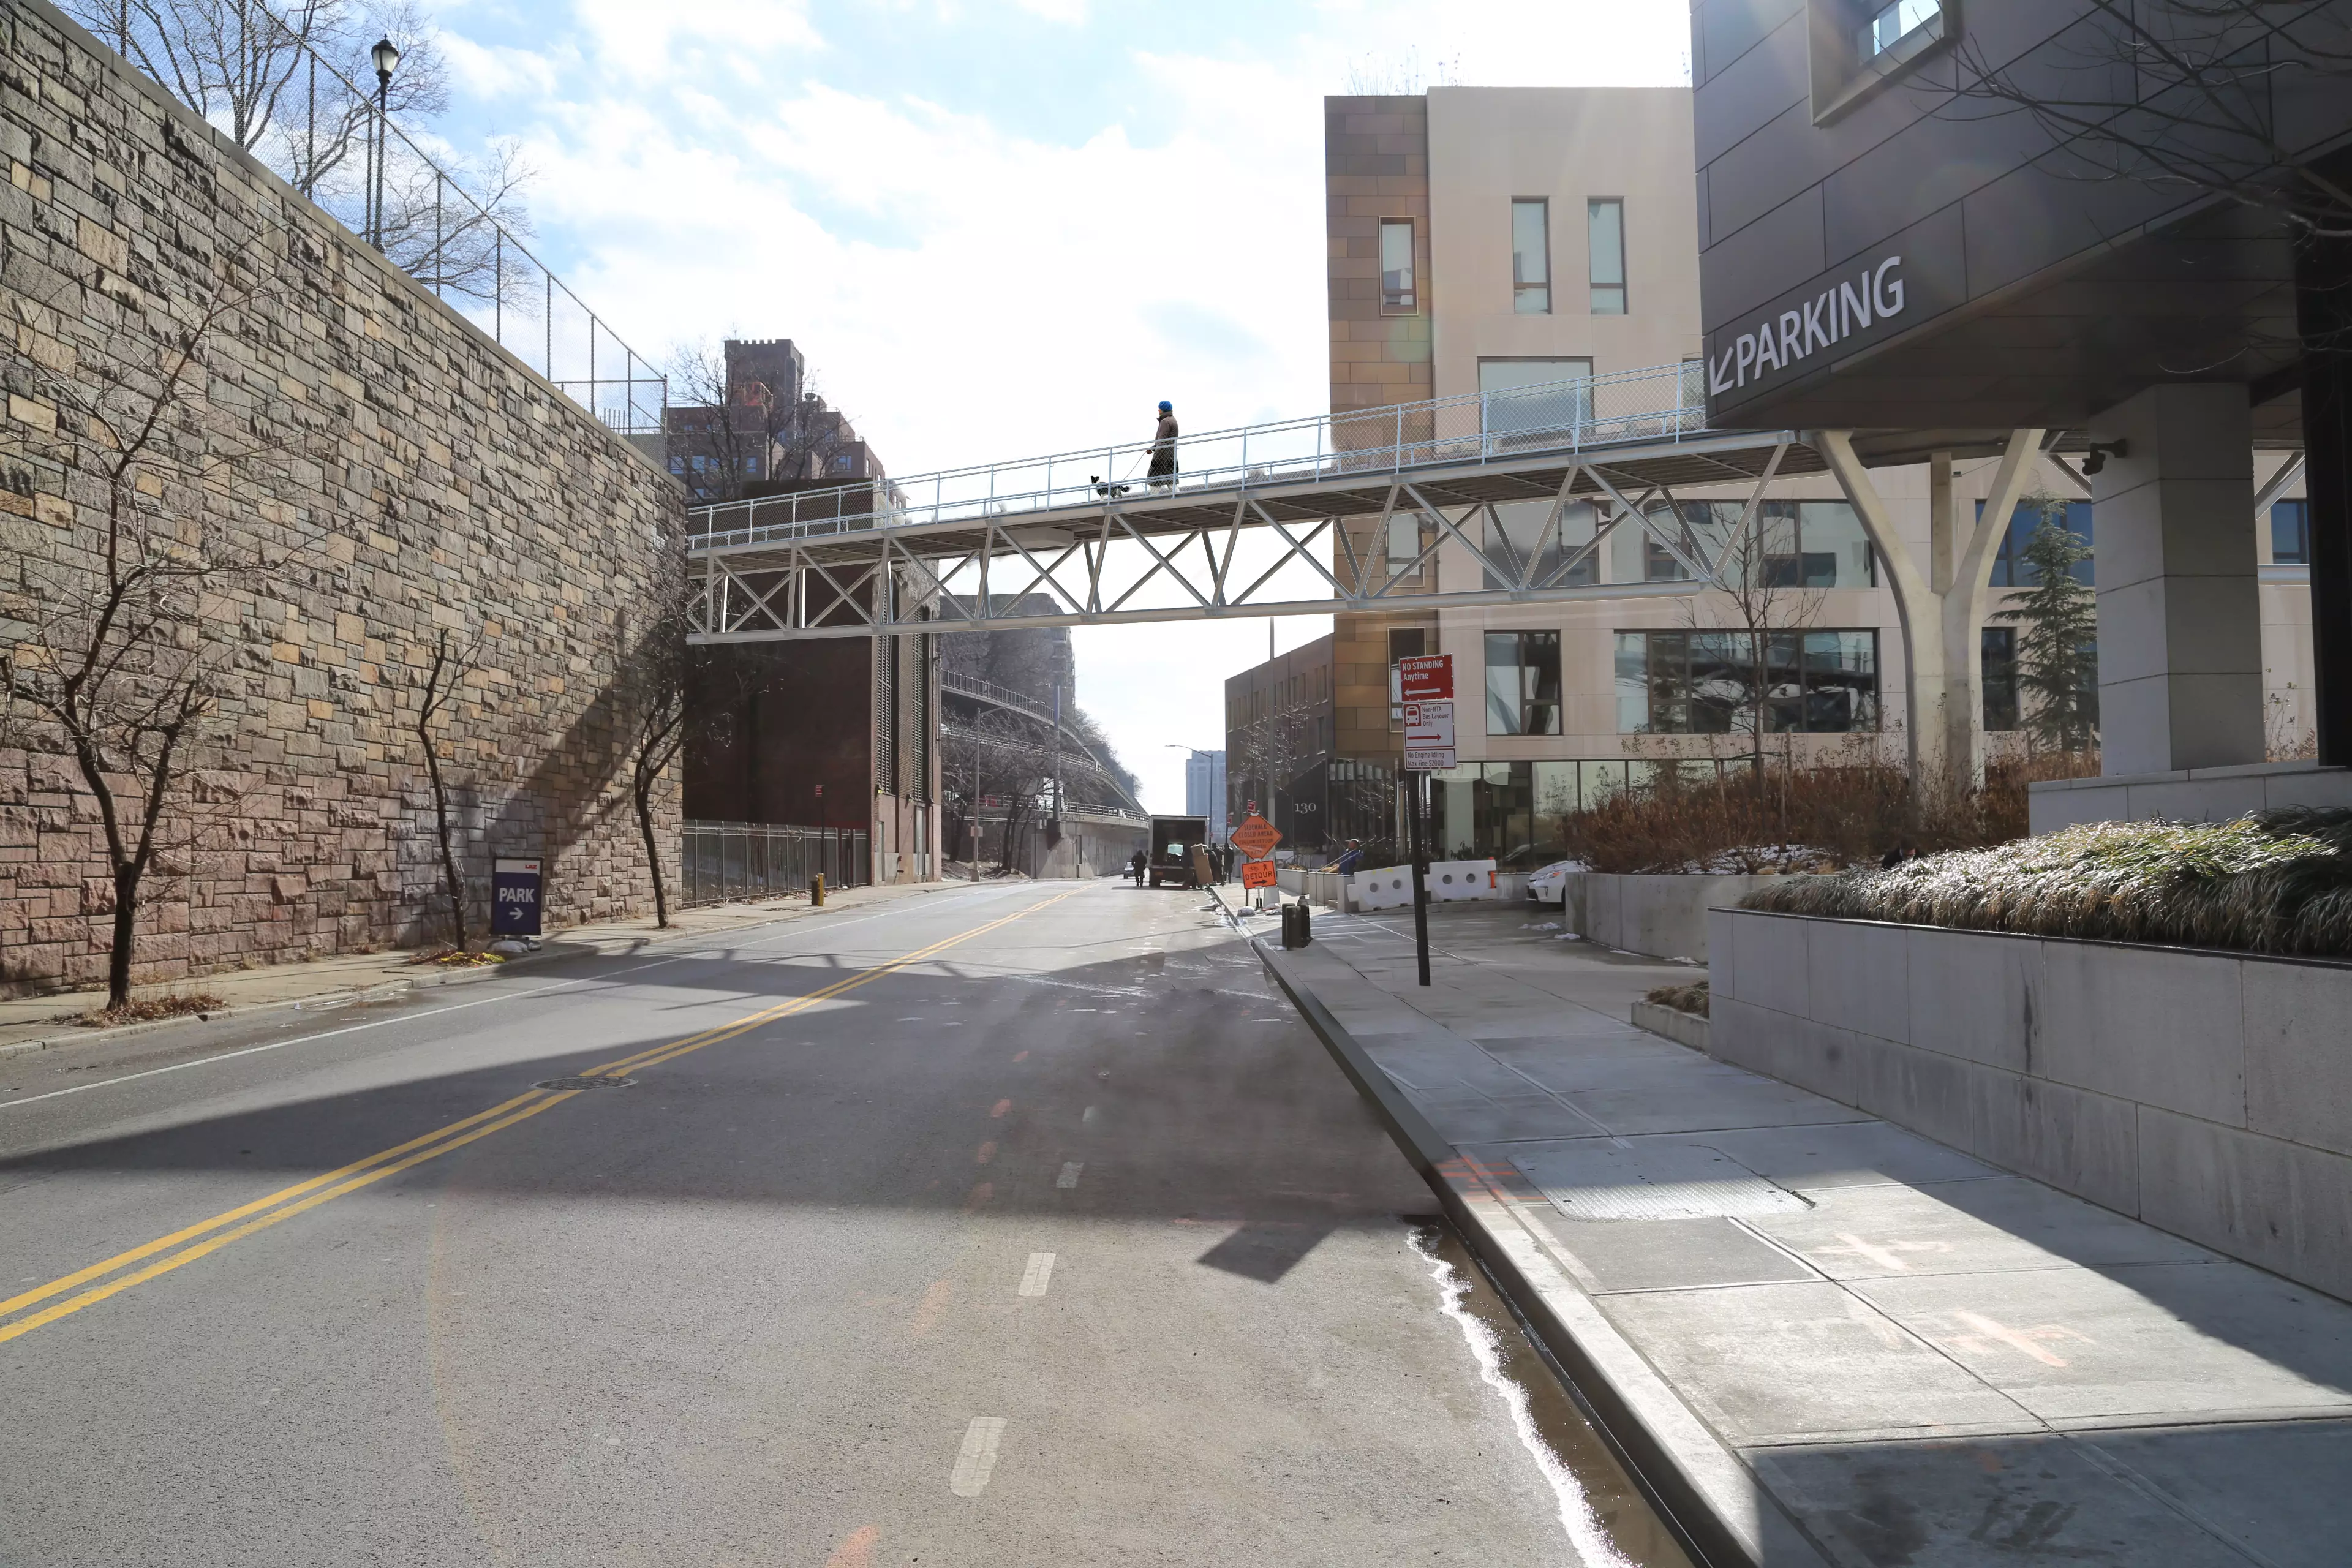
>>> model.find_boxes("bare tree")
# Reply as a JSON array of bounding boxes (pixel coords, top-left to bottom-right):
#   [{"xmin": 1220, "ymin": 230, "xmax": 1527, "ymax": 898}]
[
  {"xmin": 411, "ymin": 627, "xmax": 480, "ymax": 949},
  {"xmin": 1674, "ymin": 502, "xmax": 1824, "ymax": 779},
  {"xmin": 62, "ymin": 0, "xmax": 530, "ymax": 310},
  {"xmin": 1229, "ymin": 699, "xmax": 1317, "ymax": 834},
  {"xmin": 377, "ymin": 137, "xmax": 536, "ymax": 309},
  {"xmin": 64, "ymin": 0, "xmax": 449, "ymax": 181},
  {"xmin": 941, "ymin": 709, "xmax": 1127, "ymax": 875},
  {"xmin": 0, "ymin": 285, "xmax": 308, "ymax": 1008},
  {"xmin": 1944, "ymin": 3, "xmax": 2352, "ymax": 240},
  {"xmin": 614, "ymin": 531, "xmax": 697, "ymax": 927}
]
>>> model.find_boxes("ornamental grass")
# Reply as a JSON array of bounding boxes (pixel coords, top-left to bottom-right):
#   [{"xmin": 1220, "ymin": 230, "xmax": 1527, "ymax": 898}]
[{"xmin": 1740, "ymin": 808, "xmax": 2352, "ymax": 958}]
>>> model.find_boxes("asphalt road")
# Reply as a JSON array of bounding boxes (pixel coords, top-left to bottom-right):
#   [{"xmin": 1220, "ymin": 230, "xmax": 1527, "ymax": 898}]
[{"xmin": 0, "ymin": 880, "xmax": 1641, "ymax": 1566}]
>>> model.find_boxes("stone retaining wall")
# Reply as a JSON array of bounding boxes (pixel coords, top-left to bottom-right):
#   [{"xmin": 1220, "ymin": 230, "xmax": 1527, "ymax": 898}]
[
  {"xmin": 0, "ymin": 1, "xmax": 683, "ymax": 992},
  {"xmin": 1709, "ymin": 907, "xmax": 2352, "ymax": 1301}
]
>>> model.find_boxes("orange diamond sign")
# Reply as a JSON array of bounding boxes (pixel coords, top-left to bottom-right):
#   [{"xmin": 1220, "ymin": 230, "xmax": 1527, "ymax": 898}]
[{"xmin": 1229, "ymin": 813, "xmax": 1282, "ymax": 861}]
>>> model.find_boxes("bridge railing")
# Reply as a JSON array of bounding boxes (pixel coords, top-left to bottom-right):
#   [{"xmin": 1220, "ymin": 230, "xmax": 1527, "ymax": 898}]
[{"xmin": 690, "ymin": 360, "xmax": 1708, "ymax": 548}]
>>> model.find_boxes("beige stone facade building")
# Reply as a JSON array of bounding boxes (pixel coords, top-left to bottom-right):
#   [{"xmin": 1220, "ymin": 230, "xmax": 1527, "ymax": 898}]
[{"xmin": 1320, "ymin": 87, "xmax": 2314, "ymax": 864}]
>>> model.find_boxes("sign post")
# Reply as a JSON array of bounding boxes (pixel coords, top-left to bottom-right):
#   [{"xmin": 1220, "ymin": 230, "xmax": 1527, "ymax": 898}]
[{"xmin": 1395, "ymin": 653, "xmax": 1455, "ymax": 988}]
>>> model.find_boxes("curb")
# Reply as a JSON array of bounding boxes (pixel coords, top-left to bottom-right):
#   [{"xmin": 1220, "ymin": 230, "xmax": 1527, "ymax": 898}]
[
  {"xmin": 0, "ymin": 880, "xmax": 959, "ymax": 1066},
  {"xmin": 1254, "ymin": 938, "xmax": 1830, "ymax": 1568}
]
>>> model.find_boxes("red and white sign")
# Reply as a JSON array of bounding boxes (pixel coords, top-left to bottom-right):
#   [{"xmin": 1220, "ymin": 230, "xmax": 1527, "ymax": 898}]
[
  {"xmin": 1398, "ymin": 653, "xmax": 1453, "ymax": 703},
  {"xmin": 1403, "ymin": 699, "xmax": 1457, "ymax": 772}
]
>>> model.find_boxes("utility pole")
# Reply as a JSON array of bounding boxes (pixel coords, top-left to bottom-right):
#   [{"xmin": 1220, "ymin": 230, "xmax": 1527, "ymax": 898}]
[{"xmin": 1049, "ymin": 676, "xmax": 1063, "ymax": 826}]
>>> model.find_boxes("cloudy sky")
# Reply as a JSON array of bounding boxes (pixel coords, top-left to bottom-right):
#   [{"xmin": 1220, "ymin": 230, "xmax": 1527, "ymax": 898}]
[{"xmin": 427, "ymin": 0, "xmax": 1691, "ymax": 811}]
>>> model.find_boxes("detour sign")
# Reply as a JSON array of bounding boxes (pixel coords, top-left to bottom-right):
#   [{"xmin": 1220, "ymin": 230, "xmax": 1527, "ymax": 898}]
[
  {"xmin": 1240, "ymin": 858, "xmax": 1278, "ymax": 890},
  {"xmin": 1229, "ymin": 813, "xmax": 1281, "ymax": 861}
]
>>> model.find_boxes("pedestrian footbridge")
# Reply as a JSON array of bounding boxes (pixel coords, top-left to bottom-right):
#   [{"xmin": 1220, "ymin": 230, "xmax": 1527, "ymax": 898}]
[{"xmin": 684, "ymin": 362, "xmax": 1822, "ymax": 643}]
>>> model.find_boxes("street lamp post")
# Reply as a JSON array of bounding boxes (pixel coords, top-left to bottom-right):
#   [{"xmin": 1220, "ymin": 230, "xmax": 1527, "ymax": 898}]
[{"xmin": 368, "ymin": 37, "xmax": 401, "ymax": 250}]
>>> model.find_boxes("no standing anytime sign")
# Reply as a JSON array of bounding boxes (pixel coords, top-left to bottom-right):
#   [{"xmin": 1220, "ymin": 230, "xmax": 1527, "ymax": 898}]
[{"xmin": 1398, "ymin": 654, "xmax": 1455, "ymax": 771}]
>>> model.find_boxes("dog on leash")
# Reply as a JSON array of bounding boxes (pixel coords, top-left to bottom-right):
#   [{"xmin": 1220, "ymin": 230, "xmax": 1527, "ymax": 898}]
[{"xmin": 1091, "ymin": 474, "xmax": 1130, "ymax": 499}]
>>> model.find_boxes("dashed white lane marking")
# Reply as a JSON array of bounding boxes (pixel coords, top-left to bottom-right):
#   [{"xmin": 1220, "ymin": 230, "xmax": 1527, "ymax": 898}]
[
  {"xmin": 1081, "ymin": 1105, "xmax": 1098, "ymax": 1124},
  {"xmin": 1018, "ymin": 1253, "xmax": 1057, "ymax": 1297},
  {"xmin": 1056, "ymin": 1161, "xmax": 1084, "ymax": 1188},
  {"xmin": 949, "ymin": 1417, "xmax": 1008, "ymax": 1497}
]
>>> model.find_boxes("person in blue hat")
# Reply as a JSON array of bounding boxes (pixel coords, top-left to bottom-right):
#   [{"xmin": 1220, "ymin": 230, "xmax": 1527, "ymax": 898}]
[{"xmin": 1146, "ymin": 400, "xmax": 1178, "ymax": 492}]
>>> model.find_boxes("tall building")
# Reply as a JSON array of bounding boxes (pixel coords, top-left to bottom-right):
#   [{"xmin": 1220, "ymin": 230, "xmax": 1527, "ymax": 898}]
[
  {"xmin": 1183, "ymin": 750, "xmax": 1228, "ymax": 845},
  {"xmin": 1322, "ymin": 87, "xmax": 2313, "ymax": 864},
  {"xmin": 664, "ymin": 338, "xmax": 886, "ymax": 503},
  {"xmin": 1224, "ymin": 636, "xmax": 1338, "ymax": 854},
  {"xmin": 1689, "ymin": 0, "xmax": 2338, "ymax": 812}
]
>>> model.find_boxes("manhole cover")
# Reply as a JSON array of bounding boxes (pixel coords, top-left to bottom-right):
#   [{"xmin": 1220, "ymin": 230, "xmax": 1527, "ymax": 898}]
[
  {"xmin": 1512, "ymin": 1142, "xmax": 1810, "ymax": 1222},
  {"xmin": 535, "ymin": 1075, "xmax": 637, "ymax": 1091}
]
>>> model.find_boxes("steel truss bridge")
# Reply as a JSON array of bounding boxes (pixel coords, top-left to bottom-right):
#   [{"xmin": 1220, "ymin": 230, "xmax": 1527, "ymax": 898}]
[{"xmin": 685, "ymin": 363, "xmax": 1825, "ymax": 643}]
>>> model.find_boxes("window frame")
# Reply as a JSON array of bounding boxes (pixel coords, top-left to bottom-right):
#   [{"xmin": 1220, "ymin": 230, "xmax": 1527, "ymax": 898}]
[
  {"xmin": 2272, "ymin": 499, "xmax": 2310, "ymax": 567},
  {"xmin": 1510, "ymin": 198, "xmax": 1551, "ymax": 316},
  {"xmin": 1586, "ymin": 198, "xmax": 1626, "ymax": 316},
  {"xmin": 1809, "ymin": 0, "xmax": 1950, "ymax": 126},
  {"xmin": 1387, "ymin": 626, "xmax": 1428, "ymax": 729},
  {"xmin": 1379, "ymin": 217, "xmax": 1417, "ymax": 315},
  {"xmin": 1613, "ymin": 628, "xmax": 1882, "ymax": 736},
  {"xmin": 1483, "ymin": 630, "xmax": 1564, "ymax": 737}
]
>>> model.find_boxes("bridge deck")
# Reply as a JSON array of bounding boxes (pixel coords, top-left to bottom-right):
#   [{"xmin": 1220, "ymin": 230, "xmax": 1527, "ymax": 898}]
[{"xmin": 683, "ymin": 364, "xmax": 1821, "ymax": 641}]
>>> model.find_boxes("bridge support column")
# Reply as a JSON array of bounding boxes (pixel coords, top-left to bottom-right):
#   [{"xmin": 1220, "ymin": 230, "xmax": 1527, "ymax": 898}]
[{"xmin": 1816, "ymin": 429, "xmax": 2044, "ymax": 796}]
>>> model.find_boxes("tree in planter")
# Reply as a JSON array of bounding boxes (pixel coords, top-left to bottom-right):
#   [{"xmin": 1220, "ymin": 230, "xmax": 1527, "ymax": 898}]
[
  {"xmin": 411, "ymin": 628, "xmax": 482, "ymax": 949},
  {"xmin": 0, "ymin": 285, "xmax": 312, "ymax": 1009},
  {"xmin": 1674, "ymin": 502, "xmax": 1825, "ymax": 780},
  {"xmin": 1994, "ymin": 515, "xmax": 2101, "ymax": 756}
]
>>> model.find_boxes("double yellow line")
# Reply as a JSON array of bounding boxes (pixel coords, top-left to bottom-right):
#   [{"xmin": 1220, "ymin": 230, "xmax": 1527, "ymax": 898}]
[{"xmin": 0, "ymin": 889, "xmax": 1077, "ymax": 1348}]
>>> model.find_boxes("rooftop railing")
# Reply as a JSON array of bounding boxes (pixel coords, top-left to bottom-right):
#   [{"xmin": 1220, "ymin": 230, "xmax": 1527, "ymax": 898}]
[
  {"xmin": 690, "ymin": 360, "xmax": 1710, "ymax": 548},
  {"xmin": 75, "ymin": 2, "xmax": 665, "ymax": 437}
]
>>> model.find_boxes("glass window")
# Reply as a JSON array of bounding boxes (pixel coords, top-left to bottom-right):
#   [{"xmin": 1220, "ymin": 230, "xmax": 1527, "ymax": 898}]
[
  {"xmin": 1479, "ymin": 358, "xmax": 1594, "ymax": 446},
  {"xmin": 1856, "ymin": 0, "xmax": 1940, "ymax": 59},
  {"xmin": 1380, "ymin": 219, "xmax": 1415, "ymax": 312},
  {"xmin": 1983, "ymin": 498, "xmax": 2094, "ymax": 587},
  {"xmin": 1512, "ymin": 199, "xmax": 1550, "ymax": 315},
  {"xmin": 1795, "ymin": 502, "xmax": 1875, "ymax": 588},
  {"xmin": 1586, "ymin": 198, "xmax": 1626, "ymax": 315},
  {"xmin": 1619, "ymin": 500, "xmax": 1739, "ymax": 585},
  {"xmin": 1484, "ymin": 631, "xmax": 1562, "ymax": 736},
  {"xmin": 1614, "ymin": 633, "xmax": 1650, "ymax": 734},
  {"xmin": 2272, "ymin": 499, "xmax": 2310, "ymax": 565},
  {"xmin": 1484, "ymin": 500, "xmax": 1596, "ymax": 590},
  {"xmin": 1981, "ymin": 626, "xmax": 2019, "ymax": 732},
  {"xmin": 1388, "ymin": 626, "xmax": 1425, "ymax": 726},
  {"xmin": 1615, "ymin": 629, "xmax": 1879, "ymax": 734}
]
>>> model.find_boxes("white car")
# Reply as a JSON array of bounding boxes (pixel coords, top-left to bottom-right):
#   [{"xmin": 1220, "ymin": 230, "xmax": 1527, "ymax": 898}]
[{"xmin": 1526, "ymin": 859, "xmax": 1584, "ymax": 906}]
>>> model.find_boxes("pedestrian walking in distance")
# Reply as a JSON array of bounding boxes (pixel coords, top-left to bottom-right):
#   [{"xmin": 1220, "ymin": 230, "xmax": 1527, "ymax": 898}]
[{"xmin": 1147, "ymin": 401, "xmax": 1178, "ymax": 492}]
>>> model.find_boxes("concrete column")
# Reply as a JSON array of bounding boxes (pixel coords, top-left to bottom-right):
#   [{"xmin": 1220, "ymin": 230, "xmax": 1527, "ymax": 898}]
[
  {"xmin": 2090, "ymin": 385, "xmax": 2265, "ymax": 775},
  {"xmin": 1817, "ymin": 429, "xmax": 2041, "ymax": 794}
]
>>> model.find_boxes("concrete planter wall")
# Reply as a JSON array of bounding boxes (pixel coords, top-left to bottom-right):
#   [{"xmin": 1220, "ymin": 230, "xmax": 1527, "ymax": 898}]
[
  {"xmin": 1709, "ymin": 907, "xmax": 2352, "ymax": 1302},
  {"xmin": 1565, "ymin": 872, "xmax": 1779, "ymax": 961},
  {"xmin": 2029, "ymin": 759, "xmax": 2352, "ymax": 833}
]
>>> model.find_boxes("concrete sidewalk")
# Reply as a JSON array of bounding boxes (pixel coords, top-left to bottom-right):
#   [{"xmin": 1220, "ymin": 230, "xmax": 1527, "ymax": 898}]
[
  {"xmin": 0, "ymin": 880, "xmax": 959, "ymax": 1059},
  {"xmin": 1262, "ymin": 902, "xmax": 2352, "ymax": 1568}
]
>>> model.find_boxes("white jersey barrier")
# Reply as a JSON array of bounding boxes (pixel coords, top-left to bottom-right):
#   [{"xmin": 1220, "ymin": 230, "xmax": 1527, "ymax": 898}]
[{"xmin": 1348, "ymin": 860, "xmax": 1501, "ymax": 910}]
